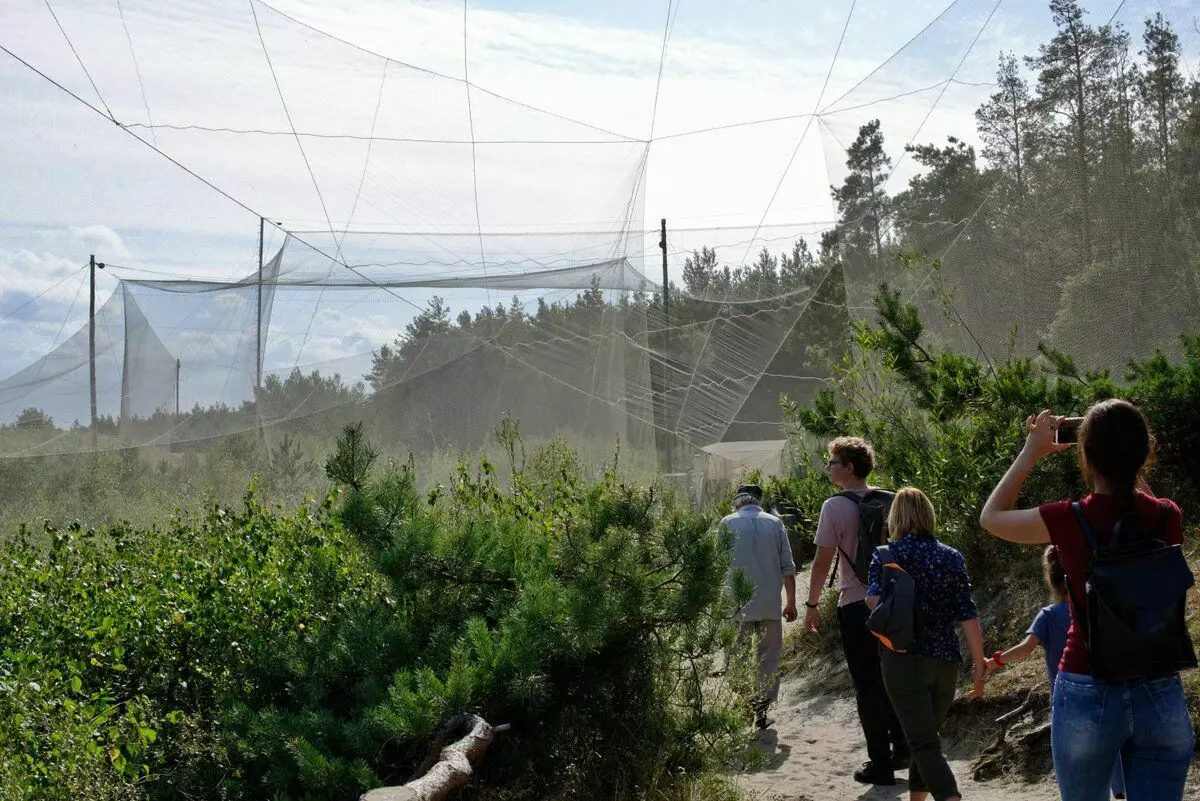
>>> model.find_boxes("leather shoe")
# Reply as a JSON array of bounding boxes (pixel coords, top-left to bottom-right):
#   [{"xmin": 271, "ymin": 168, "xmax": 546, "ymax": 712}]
[{"xmin": 853, "ymin": 761, "xmax": 896, "ymax": 785}]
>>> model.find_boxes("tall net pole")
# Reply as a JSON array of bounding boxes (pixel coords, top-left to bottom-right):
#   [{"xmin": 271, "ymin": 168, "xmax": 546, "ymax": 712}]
[
  {"xmin": 256, "ymin": 217, "xmax": 264, "ymax": 392},
  {"xmin": 89, "ymin": 253, "xmax": 96, "ymax": 447},
  {"xmin": 88, "ymin": 254, "xmax": 104, "ymax": 446},
  {"xmin": 660, "ymin": 218, "xmax": 671, "ymax": 472}
]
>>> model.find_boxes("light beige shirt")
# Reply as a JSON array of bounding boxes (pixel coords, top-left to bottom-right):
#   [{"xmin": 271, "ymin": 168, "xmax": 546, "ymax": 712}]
[
  {"xmin": 722, "ymin": 505, "xmax": 796, "ymax": 621},
  {"xmin": 813, "ymin": 488, "xmax": 874, "ymax": 607}
]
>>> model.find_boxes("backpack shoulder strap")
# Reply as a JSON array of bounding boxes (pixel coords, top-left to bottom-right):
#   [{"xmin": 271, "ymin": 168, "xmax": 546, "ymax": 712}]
[
  {"xmin": 835, "ymin": 490, "xmax": 863, "ymax": 505},
  {"xmin": 872, "ymin": 545, "xmax": 892, "ymax": 594},
  {"xmin": 827, "ymin": 491, "xmax": 861, "ymax": 588},
  {"xmin": 1065, "ymin": 502, "xmax": 1097, "ymax": 648},
  {"xmin": 1070, "ymin": 501, "xmax": 1103, "ymax": 555}
]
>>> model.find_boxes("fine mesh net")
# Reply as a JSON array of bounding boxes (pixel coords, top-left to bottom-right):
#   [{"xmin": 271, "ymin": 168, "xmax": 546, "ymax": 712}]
[{"xmin": 2, "ymin": 0, "xmax": 1199, "ymax": 485}]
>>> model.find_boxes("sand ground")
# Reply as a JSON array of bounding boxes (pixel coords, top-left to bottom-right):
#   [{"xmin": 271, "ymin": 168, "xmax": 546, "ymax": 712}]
[
  {"xmin": 733, "ymin": 571, "xmax": 1200, "ymax": 801},
  {"xmin": 736, "ymin": 681, "xmax": 1060, "ymax": 801}
]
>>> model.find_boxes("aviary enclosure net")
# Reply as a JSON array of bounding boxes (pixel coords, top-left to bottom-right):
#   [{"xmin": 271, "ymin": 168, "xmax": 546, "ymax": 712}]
[{"xmin": 1, "ymin": 0, "xmax": 1198, "ymax": 484}]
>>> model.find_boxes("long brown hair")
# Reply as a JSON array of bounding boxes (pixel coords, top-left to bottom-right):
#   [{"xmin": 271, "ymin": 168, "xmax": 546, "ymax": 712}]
[
  {"xmin": 1043, "ymin": 544, "xmax": 1067, "ymax": 602},
  {"xmin": 1078, "ymin": 398, "xmax": 1154, "ymax": 519}
]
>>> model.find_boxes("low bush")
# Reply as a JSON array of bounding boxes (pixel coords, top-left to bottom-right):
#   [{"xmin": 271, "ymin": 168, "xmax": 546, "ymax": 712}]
[{"xmin": 0, "ymin": 422, "xmax": 752, "ymax": 800}]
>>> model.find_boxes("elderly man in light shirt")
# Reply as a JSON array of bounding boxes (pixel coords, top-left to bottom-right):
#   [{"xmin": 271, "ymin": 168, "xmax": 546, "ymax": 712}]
[{"xmin": 721, "ymin": 483, "xmax": 797, "ymax": 729}]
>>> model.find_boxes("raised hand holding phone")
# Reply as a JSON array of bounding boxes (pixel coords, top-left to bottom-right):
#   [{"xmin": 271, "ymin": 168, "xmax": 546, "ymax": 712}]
[{"xmin": 1020, "ymin": 410, "xmax": 1075, "ymax": 463}]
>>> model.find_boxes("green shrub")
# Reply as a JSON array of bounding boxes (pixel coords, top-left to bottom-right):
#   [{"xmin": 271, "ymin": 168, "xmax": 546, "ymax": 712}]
[
  {"xmin": 776, "ymin": 273, "xmax": 1200, "ymax": 722},
  {"xmin": 779, "ymin": 274, "xmax": 1200, "ymax": 570},
  {"xmin": 0, "ymin": 423, "xmax": 753, "ymax": 800}
]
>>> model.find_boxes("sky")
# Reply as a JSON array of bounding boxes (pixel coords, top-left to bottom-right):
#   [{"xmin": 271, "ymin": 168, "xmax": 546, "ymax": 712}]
[{"xmin": 0, "ymin": 0, "xmax": 1196, "ymax": 423}]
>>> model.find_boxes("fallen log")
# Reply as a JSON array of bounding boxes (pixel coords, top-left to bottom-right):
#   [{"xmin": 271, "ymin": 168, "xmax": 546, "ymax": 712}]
[{"xmin": 361, "ymin": 714, "xmax": 510, "ymax": 801}]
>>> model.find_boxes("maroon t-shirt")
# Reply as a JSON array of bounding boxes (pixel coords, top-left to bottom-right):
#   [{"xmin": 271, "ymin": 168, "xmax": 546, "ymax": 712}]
[{"xmin": 1038, "ymin": 491, "xmax": 1184, "ymax": 676}]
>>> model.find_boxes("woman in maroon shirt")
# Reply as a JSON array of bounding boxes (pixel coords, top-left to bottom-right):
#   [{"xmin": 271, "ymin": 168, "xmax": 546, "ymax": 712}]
[{"xmin": 979, "ymin": 400, "xmax": 1192, "ymax": 801}]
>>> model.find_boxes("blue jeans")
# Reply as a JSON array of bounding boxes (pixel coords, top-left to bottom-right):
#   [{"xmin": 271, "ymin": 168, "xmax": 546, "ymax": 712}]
[{"xmin": 1052, "ymin": 671, "xmax": 1193, "ymax": 801}]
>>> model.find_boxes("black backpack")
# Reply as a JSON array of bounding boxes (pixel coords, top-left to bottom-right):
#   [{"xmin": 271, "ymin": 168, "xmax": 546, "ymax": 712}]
[
  {"xmin": 1068, "ymin": 501, "xmax": 1197, "ymax": 682},
  {"xmin": 829, "ymin": 489, "xmax": 895, "ymax": 587},
  {"xmin": 866, "ymin": 545, "xmax": 919, "ymax": 653}
]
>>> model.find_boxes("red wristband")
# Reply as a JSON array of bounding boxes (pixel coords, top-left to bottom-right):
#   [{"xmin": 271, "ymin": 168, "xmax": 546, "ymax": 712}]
[{"xmin": 991, "ymin": 650, "xmax": 1006, "ymax": 667}]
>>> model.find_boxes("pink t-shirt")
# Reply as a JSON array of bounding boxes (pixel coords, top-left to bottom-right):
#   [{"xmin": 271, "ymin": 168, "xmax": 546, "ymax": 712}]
[{"xmin": 814, "ymin": 488, "xmax": 873, "ymax": 606}]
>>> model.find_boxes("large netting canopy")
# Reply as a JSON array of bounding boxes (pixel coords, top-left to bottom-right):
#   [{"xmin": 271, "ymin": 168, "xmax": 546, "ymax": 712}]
[{"xmin": 2, "ymin": 0, "xmax": 1199, "ymax": 476}]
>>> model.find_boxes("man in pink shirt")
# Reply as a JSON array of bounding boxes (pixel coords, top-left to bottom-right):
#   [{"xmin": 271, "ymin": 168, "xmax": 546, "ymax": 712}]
[{"xmin": 804, "ymin": 436, "xmax": 908, "ymax": 786}]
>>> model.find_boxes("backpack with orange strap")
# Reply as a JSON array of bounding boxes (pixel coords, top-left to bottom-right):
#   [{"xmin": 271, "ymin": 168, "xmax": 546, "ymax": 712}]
[{"xmin": 867, "ymin": 545, "xmax": 919, "ymax": 653}]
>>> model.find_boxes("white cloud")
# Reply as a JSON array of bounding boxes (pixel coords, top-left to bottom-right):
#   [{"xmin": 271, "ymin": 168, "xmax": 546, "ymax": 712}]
[{"xmin": 68, "ymin": 224, "xmax": 130, "ymax": 260}]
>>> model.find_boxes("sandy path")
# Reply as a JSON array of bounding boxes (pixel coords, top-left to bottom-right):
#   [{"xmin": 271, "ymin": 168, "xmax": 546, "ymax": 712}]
[
  {"xmin": 732, "ymin": 566, "xmax": 1056, "ymax": 801},
  {"xmin": 736, "ymin": 680, "xmax": 1059, "ymax": 801},
  {"xmin": 734, "ymin": 573, "xmax": 1200, "ymax": 800}
]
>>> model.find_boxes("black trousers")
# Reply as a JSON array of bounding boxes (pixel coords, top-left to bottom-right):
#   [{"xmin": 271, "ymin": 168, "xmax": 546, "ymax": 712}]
[
  {"xmin": 880, "ymin": 650, "xmax": 959, "ymax": 800},
  {"xmin": 837, "ymin": 599, "xmax": 908, "ymax": 766}
]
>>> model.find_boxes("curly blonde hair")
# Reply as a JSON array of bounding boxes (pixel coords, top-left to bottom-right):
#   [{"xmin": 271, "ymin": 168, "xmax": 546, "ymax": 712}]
[{"xmin": 828, "ymin": 436, "xmax": 875, "ymax": 479}]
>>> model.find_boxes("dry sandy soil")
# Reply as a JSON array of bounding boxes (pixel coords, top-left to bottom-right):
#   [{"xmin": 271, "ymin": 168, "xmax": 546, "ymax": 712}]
[
  {"xmin": 736, "ymin": 683, "xmax": 1060, "ymax": 801},
  {"xmin": 733, "ymin": 577, "xmax": 1200, "ymax": 801}
]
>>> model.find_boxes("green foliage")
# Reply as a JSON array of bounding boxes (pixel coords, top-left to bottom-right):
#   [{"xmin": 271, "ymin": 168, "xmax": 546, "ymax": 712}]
[
  {"xmin": 781, "ymin": 276, "xmax": 1200, "ymax": 572},
  {"xmin": 0, "ymin": 424, "xmax": 751, "ymax": 800},
  {"xmin": 16, "ymin": 407, "xmax": 53, "ymax": 429},
  {"xmin": 0, "ymin": 494, "xmax": 382, "ymax": 800},
  {"xmin": 324, "ymin": 422, "xmax": 380, "ymax": 491}
]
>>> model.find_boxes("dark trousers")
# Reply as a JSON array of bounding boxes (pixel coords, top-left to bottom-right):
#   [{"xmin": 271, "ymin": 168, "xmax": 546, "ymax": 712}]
[
  {"xmin": 836, "ymin": 600, "xmax": 908, "ymax": 766},
  {"xmin": 880, "ymin": 650, "xmax": 959, "ymax": 801}
]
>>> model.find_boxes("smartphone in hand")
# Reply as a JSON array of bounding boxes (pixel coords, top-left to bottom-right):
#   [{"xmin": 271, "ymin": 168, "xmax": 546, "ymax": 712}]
[{"xmin": 1055, "ymin": 417, "xmax": 1084, "ymax": 445}]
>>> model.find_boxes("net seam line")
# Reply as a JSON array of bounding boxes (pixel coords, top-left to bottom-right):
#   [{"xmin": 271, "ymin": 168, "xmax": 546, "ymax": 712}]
[
  {"xmin": 463, "ymin": 0, "xmax": 490, "ymax": 309},
  {"xmin": 652, "ymin": 78, "xmax": 998, "ymax": 142},
  {"xmin": 118, "ymin": 123, "xmax": 635, "ymax": 145},
  {"xmin": 817, "ymin": 0, "xmax": 963, "ymax": 114},
  {"xmin": 252, "ymin": 0, "xmax": 642, "ymax": 143},
  {"xmin": 738, "ymin": 0, "xmax": 856, "ymax": 266},
  {"xmin": 876, "ymin": 0, "xmax": 1002, "ymax": 201},
  {"xmin": 42, "ymin": 0, "xmax": 114, "ymax": 119},
  {"xmin": 114, "ymin": 0, "xmax": 156, "ymax": 147},
  {"xmin": 248, "ymin": 0, "xmax": 341, "ymax": 370},
  {"xmin": 714, "ymin": 258, "xmax": 840, "ymax": 441},
  {"xmin": 0, "ymin": 264, "xmax": 88, "ymax": 324}
]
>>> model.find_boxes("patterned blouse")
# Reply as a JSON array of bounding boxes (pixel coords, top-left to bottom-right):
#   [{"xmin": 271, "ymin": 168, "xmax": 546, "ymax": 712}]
[{"xmin": 867, "ymin": 532, "xmax": 978, "ymax": 663}]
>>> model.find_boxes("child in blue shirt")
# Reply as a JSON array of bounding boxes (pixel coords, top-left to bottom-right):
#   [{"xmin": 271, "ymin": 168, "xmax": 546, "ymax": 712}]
[{"xmin": 985, "ymin": 545, "xmax": 1125, "ymax": 799}]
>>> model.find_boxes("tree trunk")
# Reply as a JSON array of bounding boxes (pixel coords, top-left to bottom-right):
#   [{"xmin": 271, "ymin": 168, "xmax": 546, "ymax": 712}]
[{"xmin": 361, "ymin": 714, "xmax": 509, "ymax": 801}]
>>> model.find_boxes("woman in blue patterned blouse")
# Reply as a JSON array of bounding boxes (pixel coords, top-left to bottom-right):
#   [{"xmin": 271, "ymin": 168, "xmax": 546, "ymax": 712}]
[{"xmin": 867, "ymin": 488, "xmax": 987, "ymax": 801}]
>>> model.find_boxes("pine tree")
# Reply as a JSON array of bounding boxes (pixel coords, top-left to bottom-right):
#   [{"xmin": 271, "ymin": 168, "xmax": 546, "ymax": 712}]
[
  {"xmin": 366, "ymin": 296, "xmax": 452, "ymax": 391},
  {"xmin": 747, "ymin": 247, "xmax": 778, "ymax": 299},
  {"xmin": 507, "ymin": 296, "xmax": 525, "ymax": 324},
  {"xmin": 975, "ymin": 52, "xmax": 1035, "ymax": 203},
  {"xmin": 681, "ymin": 246, "xmax": 718, "ymax": 295},
  {"xmin": 1025, "ymin": 0, "xmax": 1126, "ymax": 264},
  {"xmin": 831, "ymin": 119, "xmax": 892, "ymax": 261},
  {"xmin": 1178, "ymin": 81, "xmax": 1200, "ymax": 225},
  {"xmin": 893, "ymin": 137, "xmax": 994, "ymax": 259},
  {"xmin": 779, "ymin": 238, "xmax": 816, "ymax": 288},
  {"xmin": 1137, "ymin": 12, "xmax": 1185, "ymax": 170}
]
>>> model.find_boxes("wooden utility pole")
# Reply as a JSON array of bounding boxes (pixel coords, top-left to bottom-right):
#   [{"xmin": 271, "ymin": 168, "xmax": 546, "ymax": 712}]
[
  {"xmin": 88, "ymin": 254, "xmax": 105, "ymax": 446},
  {"xmin": 175, "ymin": 358, "xmax": 181, "ymax": 417},
  {"xmin": 256, "ymin": 217, "xmax": 264, "ymax": 391},
  {"xmin": 660, "ymin": 218, "xmax": 671, "ymax": 471}
]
